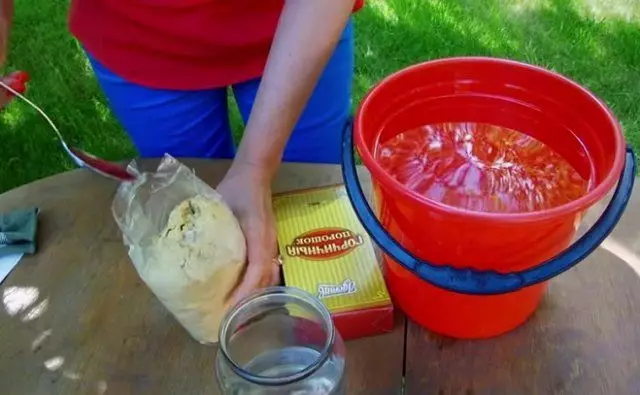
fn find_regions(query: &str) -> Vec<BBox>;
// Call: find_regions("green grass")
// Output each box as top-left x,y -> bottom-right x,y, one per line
1,0 -> 639,193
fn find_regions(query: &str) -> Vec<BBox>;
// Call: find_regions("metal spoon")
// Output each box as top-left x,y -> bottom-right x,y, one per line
0,79 -> 136,182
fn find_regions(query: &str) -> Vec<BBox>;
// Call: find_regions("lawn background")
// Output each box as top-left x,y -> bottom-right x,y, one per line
1,0 -> 639,193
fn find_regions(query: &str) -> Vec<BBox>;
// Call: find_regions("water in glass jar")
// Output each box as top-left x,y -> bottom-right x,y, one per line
230,346 -> 345,395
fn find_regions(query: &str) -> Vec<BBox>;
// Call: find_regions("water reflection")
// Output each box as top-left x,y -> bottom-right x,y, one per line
31,329 -> 53,351
2,286 -> 39,316
63,370 -> 81,380
44,356 -> 65,371
22,298 -> 49,322
1,284 -> 111,393
97,380 -> 108,394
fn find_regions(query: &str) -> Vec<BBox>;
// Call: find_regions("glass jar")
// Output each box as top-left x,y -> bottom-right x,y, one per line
215,286 -> 346,394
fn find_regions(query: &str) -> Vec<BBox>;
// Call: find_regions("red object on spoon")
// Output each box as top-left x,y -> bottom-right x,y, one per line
67,146 -> 136,181
1,70 -> 29,106
1,70 -> 29,97
12,70 -> 30,83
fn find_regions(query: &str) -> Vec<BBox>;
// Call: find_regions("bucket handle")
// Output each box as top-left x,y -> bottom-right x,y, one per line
341,119 -> 637,295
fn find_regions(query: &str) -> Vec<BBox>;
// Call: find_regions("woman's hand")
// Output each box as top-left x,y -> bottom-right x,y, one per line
217,161 -> 280,306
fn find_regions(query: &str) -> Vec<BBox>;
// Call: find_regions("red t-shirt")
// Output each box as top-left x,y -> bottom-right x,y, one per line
69,0 -> 364,90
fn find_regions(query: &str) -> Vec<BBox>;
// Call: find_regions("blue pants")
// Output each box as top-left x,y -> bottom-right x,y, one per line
88,20 -> 354,164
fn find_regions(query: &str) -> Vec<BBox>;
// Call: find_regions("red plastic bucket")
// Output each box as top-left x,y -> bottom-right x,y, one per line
341,57 -> 636,339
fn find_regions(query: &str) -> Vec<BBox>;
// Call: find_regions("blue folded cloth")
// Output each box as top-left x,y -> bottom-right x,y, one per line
0,207 -> 39,257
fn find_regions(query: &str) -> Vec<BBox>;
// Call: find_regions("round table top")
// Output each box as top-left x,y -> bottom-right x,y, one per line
1,159 -> 639,395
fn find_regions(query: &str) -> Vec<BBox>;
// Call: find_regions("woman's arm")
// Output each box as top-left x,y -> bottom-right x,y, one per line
220,0 -> 356,304
0,0 -> 14,66
230,0 -> 356,178
0,0 -> 15,108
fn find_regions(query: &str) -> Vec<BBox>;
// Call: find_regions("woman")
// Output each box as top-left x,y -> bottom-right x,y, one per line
0,0 -> 362,303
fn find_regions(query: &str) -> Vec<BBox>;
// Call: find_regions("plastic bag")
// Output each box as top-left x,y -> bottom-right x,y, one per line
112,154 -> 247,344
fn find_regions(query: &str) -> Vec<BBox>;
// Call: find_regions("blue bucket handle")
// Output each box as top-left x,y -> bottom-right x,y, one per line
341,119 -> 637,295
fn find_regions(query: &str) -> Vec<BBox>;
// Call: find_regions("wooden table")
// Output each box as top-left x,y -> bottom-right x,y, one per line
1,160 -> 639,395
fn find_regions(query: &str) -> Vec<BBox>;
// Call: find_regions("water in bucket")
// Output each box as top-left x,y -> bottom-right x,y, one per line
341,57 -> 635,340
376,122 -> 591,213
